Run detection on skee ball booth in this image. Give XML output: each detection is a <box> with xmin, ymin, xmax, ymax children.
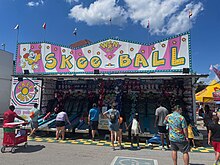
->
<box><xmin>11</xmin><ymin>32</ymin><xmax>205</xmax><ymax>135</ymax></box>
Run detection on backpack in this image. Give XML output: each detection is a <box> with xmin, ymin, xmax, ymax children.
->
<box><xmin>110</xmin><ymin>110</ymin><xmax>117</xmax><ymax>123</ymax></box>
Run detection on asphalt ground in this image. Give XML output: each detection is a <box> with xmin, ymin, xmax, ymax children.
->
<box><xmin>0</xmin><ymin>128</ymin><xmax>215</xmax><ymax>165</ymax></box>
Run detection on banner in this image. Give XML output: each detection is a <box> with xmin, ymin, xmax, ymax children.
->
<box><xmin>15</xmin><ymin>33</ymin><xmax>191</xmax><ymax>75</ymax></box>
<box><xmin>10</xmin><ymin>77</ymin><xmax>42</xmax><ymax>120</ymax></box>
<box><xmin>213</xmin><ymin>90</ymin><xmax>220</xmax><ymax>101</ymax></box>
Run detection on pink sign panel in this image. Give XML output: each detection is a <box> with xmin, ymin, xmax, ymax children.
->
<box><xmin>15</xmin><ymin>33</ymin><xmax>191</xmax><ymax>75</ymax></box>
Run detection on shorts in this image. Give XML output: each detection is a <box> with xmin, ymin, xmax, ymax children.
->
<box><xmin>170</xmin><ymin>141</ymin><xmax>190</xmax><ymax>153</ymax></box>
<box><xmin>109</xmin><ymin>123</ymin><xmax>119</xmax><ymax>132</ymax></box>
<box><xmin>31</xmin><ymin>121</ymin><xmax>39</xmax><ymax>129</ymax></box>
<box><xmin>119</xmin><ymin>122</ymin><xmax>125</xmax><ymax>129</ymax></box>
<box><xmin>90</xmin><ymin>121</ymin><xmax>98</xmax><ymax>130</ymax></box>
<box><xmin>56</xmin><ymin>121</ymin><xmax>65</xmax><ymax>127</ymax></box>
<box><xmin>212</xmin><ymin>141</ymin><xmax>220</xmax><ymax>152</ymax></box>
<box><xmin>158</xmin><ymin>126</ymin><xmax>168</xmax><ymax>134</ymax></box>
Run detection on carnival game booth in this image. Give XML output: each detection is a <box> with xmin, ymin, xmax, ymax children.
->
<box><xmin>196</xmin><ymin>80</ymin><xmax>220</xmax><ymax>103</ymax></box>
<box><xmin>11</xmin><ymin>32</ymin><xmax>205</xmax><ymax>135</ymax></box>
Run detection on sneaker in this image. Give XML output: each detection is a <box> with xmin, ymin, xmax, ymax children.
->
<box><xmin>29</xmin><ymin>134</ymin><xmax>36</xmax><ymax>138</ymax></box>
<box><xmin>119</xmin><ymin>146</ymin><xmax>124</xmax><ymax>150</ymax></box>
<box><xmin>159</xmin><ymin>146</ymin><xmax>165</xmax><ymax>151</ymax></box>
<box><xmin>130</xmin><ymin>146</ymin><xmax>134</xmax><ymax>150</ymax></box>
<box><xmin>214</xmin><ymin>160</ymin><xmax>220</xmax><ymax>165</ymax></box>
<box><xmin>114</xmin><ymin>141</ymin><xmax>118</xmax><ymax>144</ymax></box>
<box><xmin>137</xmin><ymin>146</ymin><xmax>141</xmax><ymax>150</ymax></box>
<box><xmin>112</xmin><ymin>147</ymin><xmax>116</xmax><ymax>151</ymax></box>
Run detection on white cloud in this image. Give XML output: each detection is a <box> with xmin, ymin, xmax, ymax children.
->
<box><xmin>68</xmin><ymin>0</ymin><xmax>204</xmax><ymax>35</ymax></box>
<box><xmin>166</xmin><ymin>2</ymin><xmax>204</xmax><ymax>35</ymax></box>
<box><xmin>65</xmin><ymin>0</ymin><xmax>79</xmax><ymax>3</ymax></box>
<box><xmin>125</xmin><ymin>0</ymin><xmax>203</xmax><ymax>35</ymax></box>
<box><xmin>27</xmin><ymin>0</ymin><xmax>44</xmax><ymax>7</ymax></box>
<box><xmin>68</xmin><ymin>0</ymin><xmax>128</xmax><ymax>26</ymax></box>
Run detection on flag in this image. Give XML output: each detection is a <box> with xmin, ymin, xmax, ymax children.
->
<box><xmin>73</xmin><ymin>28</ymin><xmax>77</xmax><ymax>36</ymax></box>
<box><xmin>189</xmin><ymin>10</ymin><xmax>192</xmax><ymax>18</ymax></box>
<box><xmin>212</xmin><ymin>66</ymin><xmax>220</xmax><ymax>80</ymax></box>
<box><xmin>14</xmin><ymin>24</ymin><xmax>19</xmax><ymax>30</ymax></box>
<box><xmin>42</xmin><ymin>22</ymin><xmax>46</xmax><ymax>29</ymax></box>
<box><xmin>147</xmin><ymin>20</ymin><xmax>150</xmax><ymax>29</ymax></box>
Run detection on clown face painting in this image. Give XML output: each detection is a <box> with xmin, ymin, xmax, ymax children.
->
<box><xmin>20</xmin><ymin>49</ymin><xmax>41</xmax><ymax>72</ymax></box>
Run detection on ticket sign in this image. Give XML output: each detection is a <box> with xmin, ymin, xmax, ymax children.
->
<box><xmin>213</xmin><ymin>90</ymin><xmax>220</xmax><ymax>101</ymax></box>
<box><xmin>15</xmin><ymin>33</ymin><xmax>191</xmax><ymax>75</ymax></box>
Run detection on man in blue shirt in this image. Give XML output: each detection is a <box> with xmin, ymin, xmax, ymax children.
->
<box><xmin>88</xmin><ymin>103</ymin><xmax>100</xmax><ymax>141</ymax></box>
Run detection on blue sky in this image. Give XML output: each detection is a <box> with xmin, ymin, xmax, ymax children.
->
<box><xmin>0</xmin><ymin>0</ymin><xmax>219</xmax><ymax>83</ymax></box>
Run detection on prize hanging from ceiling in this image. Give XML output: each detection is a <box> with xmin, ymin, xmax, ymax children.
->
<box><xmin>129</xmin><ymin>91</ymin><xmax>138</xmax><ymax>122</ymax></box>
<box><xmin>98</xmin><ymin>80</ymin><xmax>105</xmax><ymax>108</ymax></box>
<box><xmin>115</xmin><ymin>79</ymin><xmax>123</xmax><ymax>112</ymax></box>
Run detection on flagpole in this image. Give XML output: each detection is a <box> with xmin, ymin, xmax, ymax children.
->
<box><xmin>42</xmin><ymin>23</ymin><xmax>47</xmax><ymax>42</ymax></box>
<box><xmin>109</xmin><ymin>17</ymin><xmax>112</xmax><ymax>38</ymax></box>
<box><xmin>14</xmin><ymin>24</ymin><xmax>20</xmax><ymax>45</ymax></box>
<box><xmin>73</xmin><ymin>28</ymin><xmax>77</xmax><ymax>41</ymax></box>
<box><xmin>188</xmin><ymin>10</ymin><xmax>192</xmax><ymax>32</ymax></box>
<box><xmin>148</xmin><ymin>29</ymin><xmax>150</xmax><ymax>44</ymax></box>
<box><xmin>44</xmin><ymin>29</ymin><xmax>46</xmax><ymax>42</ymax></box>
<box><xmin>16</xmin><ymin>28</ymin><xmax>19</xmax><ymax>44</ymax></box>
<box><xmin>147</xmin><ymin>20</ymin><xmax>150</xmax><ymax>44</ymax></box>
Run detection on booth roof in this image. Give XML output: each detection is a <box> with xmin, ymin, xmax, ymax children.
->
<box><xmin>196</xmin><ymin>80</ymin><xmax>220</xmax><ymax>103</ymax></box>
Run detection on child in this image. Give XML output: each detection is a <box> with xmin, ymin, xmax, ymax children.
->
<box><xmin>208</xmin><ymin>115</ymin><xmax>220</xmax><ymax>165</ymax></box>
<box><xmin>187</xmin><ymin>122</ymin><xmax>196</xmax><ymax>148</ymax></box>
<box><xmin>130</xmin><ymin>113</ymin><xmax>141</xmax><ymax>150</ymax></box>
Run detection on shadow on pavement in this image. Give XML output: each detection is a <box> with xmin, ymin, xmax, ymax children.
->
<box><xmin>14</xmin><ymin>144</ymin><xmax>45</xmax><ymax>153</ymax></box>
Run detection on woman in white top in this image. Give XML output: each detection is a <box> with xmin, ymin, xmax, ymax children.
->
<box><xmin>55</xmin><ymin>111</ymin><xmax>71</xmax><ymax>140</ymax></box>
<box><xmin>130</xmin><ymin>113</ymin><xmax>141</xmax><ymax>149</ymax></box>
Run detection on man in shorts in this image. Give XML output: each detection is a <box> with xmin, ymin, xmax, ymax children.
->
<box><xmin>164</xmin><ymin>105</ymin><xmax>190</xmax><ymax>165</ymax></box>
<box><xmin>154</xmin><ymin>102</ymin><xmax>169</xmax><ymax>150</ymax></box>
<box><xmin>29</xmin><ymin>103</ymin><xmax>40</xmax><ymax>138</ymax></box>
<box><xmin>88</xmin><ymin>103</ymin><xmax>100</xmax><ymax>141</ymax></box>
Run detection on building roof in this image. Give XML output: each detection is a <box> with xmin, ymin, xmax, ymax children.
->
<box><xmin>70</xmin><ymin>39</ymin><xmax>92</xmax><ymax>48</ymax></box>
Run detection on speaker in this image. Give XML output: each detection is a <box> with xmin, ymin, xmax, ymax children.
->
<box><xmin>18</xmin><ymin>77</ymin><xmax>23</xmax><ymax>82</ymax></box>
<box><xmin>24</xmin><ymin>69</ymin><xmax>30</xmax><ymax>74</ymax></box>
<box><xmin>94</xmin><ymin>69</ymin><xmax>99</xmax><ymax>74</ymax></box>
<box><xmin>183</xmin><ymin>68</ymin><xmax>189</xmax><ymax>74</ymax></box>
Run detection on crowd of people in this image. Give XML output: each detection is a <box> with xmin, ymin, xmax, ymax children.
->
<box><xmin>88</xmin><ymin>102</ymin><xmax>220</xmax><ymax>165</ymax></box>
<box><xmin>2</xmin><ymin>102</ymin><xmax>220</xmax><ymax>165</ymax></box>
